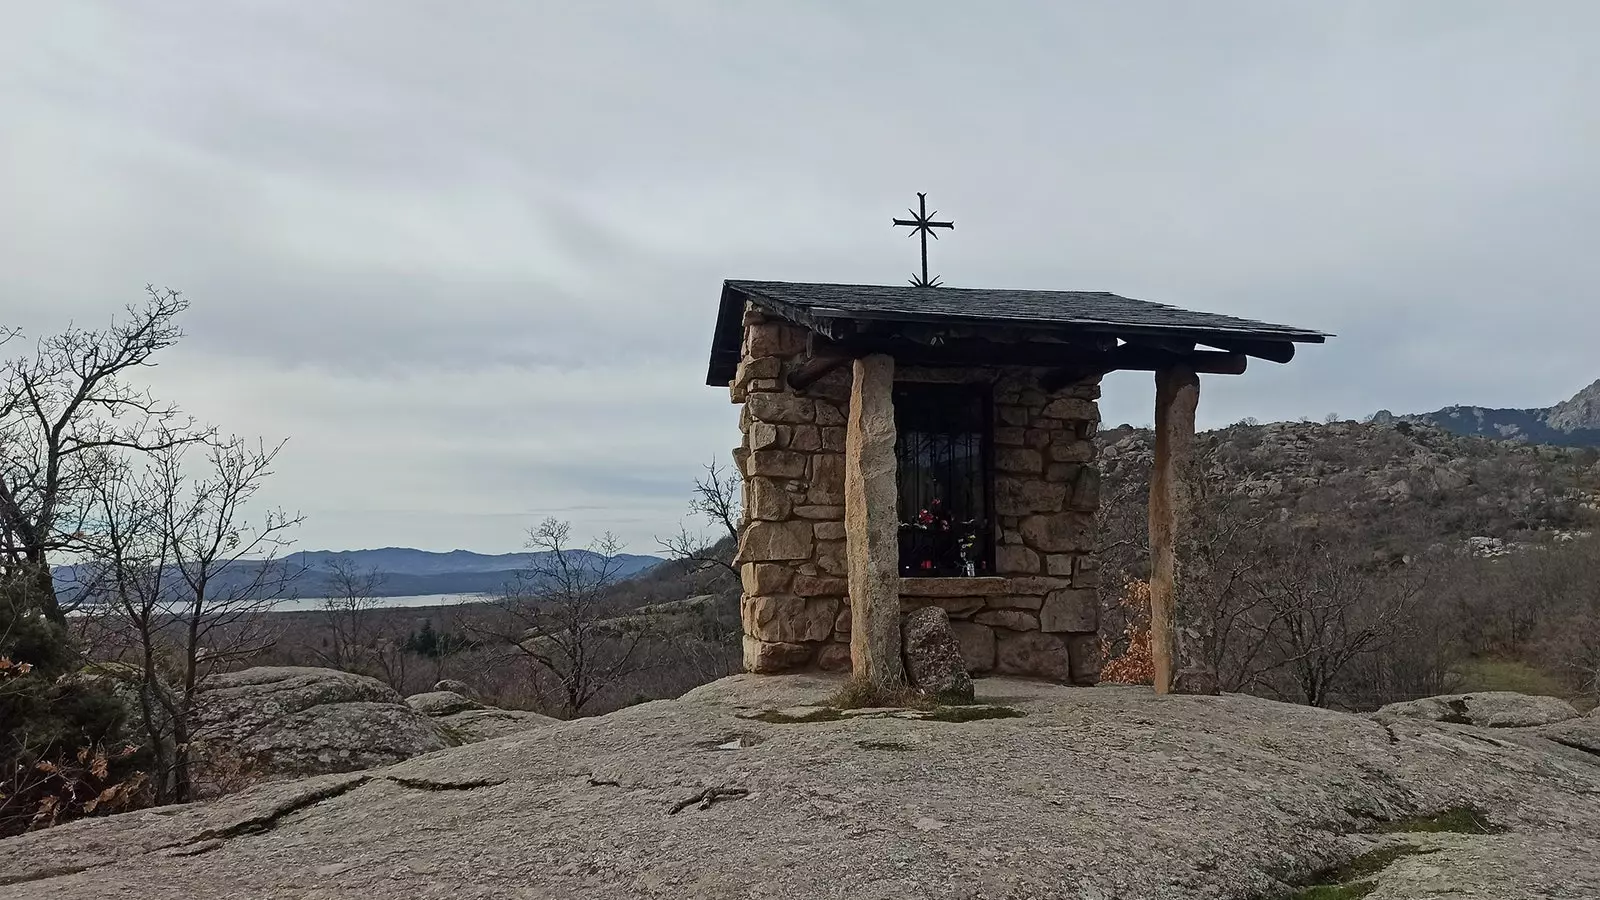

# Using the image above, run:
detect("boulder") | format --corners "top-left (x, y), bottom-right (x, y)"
top-left (1375, 691), bottom-right (1581, 728)
top-left (193, 667), bottom-right (449, 778)
top-left (405, 689), bottom-right (557, 743)
top-left (405, 690), bottom-right (484, 717)
top-left (900, 607), bottom-right (975, 703)
top-left (433, 679), bottom-right (473, 695)
top-left (435, 708), bottom-right (560, 742)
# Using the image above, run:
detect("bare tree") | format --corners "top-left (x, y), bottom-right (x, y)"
top-left (313, 559), bottom-right (386, 674)
top-left (0, 288), bottom-right (207, 623)
top-left (657, 460), bottom-right (741, 578)
top-left (481, 518), bottom-right (648, 717)
top-left (1232, 530), bottom-right (1435, 707)
top-left (87, 437), bottom-right (301, 802)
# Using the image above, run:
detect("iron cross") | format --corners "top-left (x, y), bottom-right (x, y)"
top-left (893, 192), bottom-right (954, 287)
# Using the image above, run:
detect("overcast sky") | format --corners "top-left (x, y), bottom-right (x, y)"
top-left (3, 2), bottom-right (1597, 555)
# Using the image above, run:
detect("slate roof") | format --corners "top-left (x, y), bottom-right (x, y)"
top-left (707, 280), bottom-right (1329, 385)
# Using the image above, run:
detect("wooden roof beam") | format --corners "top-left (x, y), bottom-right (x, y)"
top-left (1197, 337), bottom-right (1296, 364)
top-left (1039, 348), bottom-right (1246, 392)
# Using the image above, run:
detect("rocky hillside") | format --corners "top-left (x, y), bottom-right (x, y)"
top-left (1373, 378), bottom-right (1600, 447)
top-left (1099, 418), bottom-right (1600, 545)
top-left (4, 674), bottom-right (1597, 898)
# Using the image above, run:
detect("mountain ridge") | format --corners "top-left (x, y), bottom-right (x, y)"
top-left (55, 546), bottom-right (663, 602)
top-left (1375, 378), bottom-right (1600, 447)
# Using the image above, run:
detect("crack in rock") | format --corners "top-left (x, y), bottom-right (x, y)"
top-left (385, 775), bottom-right (505, 792)
top-left (0, 863), bottom-right (95, 887)
top-left (1548, 736), bottom-right (1600, 761)
top-left (183, 775), bottom-right (372, 845)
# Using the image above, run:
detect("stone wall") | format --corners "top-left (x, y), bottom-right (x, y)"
top-left (730, 304), bottom-right (1102, 685)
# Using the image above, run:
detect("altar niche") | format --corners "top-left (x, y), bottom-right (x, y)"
top-left (706, 279), bottom-right (1327, 693)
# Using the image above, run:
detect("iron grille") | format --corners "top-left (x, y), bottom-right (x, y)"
top-left (894, 382), bottom-right (993, 577)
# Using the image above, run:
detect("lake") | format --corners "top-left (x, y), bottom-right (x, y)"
top-left (272, 593), bottom-right (492, 612)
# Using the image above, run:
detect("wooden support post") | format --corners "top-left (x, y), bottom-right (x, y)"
top-left (1149, 365), bottom-right (1218, 695)
top-left (845, 353), bottom-right (905, 690)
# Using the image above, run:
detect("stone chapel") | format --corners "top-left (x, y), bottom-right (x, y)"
top-left (705, 278), bottom-right (1326, 694)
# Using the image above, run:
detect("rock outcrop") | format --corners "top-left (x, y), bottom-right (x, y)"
top-left (1376, 691), bottom-right (1581, 728)
top-left (404, 690), bottom-right (484, 718)
top-left (1544, 378), bottom-right (1600, 434)
top-left (193, 667), bottom-right (449, 778)
top-left (6, 674), bottom-right (1598, 898)
top-left (405, 689), bottom-right (557, 742)
top-left (899, 606), bottom-right (974, 703)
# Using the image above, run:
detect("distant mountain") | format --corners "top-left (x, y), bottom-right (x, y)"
top-left (1373, 379), bottom-right (1600, 448)
top-left (54, 547), bottom-right (662, 603)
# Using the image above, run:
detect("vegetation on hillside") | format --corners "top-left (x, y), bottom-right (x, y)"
top-left (1096, 419), bottom-right (1600, 707)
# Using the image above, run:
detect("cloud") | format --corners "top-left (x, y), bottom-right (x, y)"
top-left (3, 1), bottom-right (1597, 552)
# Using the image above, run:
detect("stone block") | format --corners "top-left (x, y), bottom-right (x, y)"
top-left (995, 631), bottom-right (1070, 681)
top-left (816, 642), bottom-right (852, 672)
top-left (1023, 428), bottom-right (1052, 450)
top-left (746, 392), bottom-right (815, 425)
top-left (995, 448), bottom-right (1042, 474)
top-left (1008, 576), bottom-right (1074, 595)
top-left (743, 595), bottom-right (838, 643)
top-left (1020, 512), bottom-right (1094, 553)
top-left (898, 576), bottom-right (1008, 597)
top-left (974, 609), bottom-right (1040, 631)
top-left (808, 368), bottom-right (852, 405)
top-left (997, 406), bottom-right (1030, 426)
top-left (985, 593), bottom-right (1045, 611)
top-left (1045, 463), bottom-right (1078, 483)
top-left (789, 425), bottom-right (822, 451)
top-left (735, 355), bottom-right (781, 387)
top-left (814, 521), bottom-right (846, 541)
top-left (749, 422), bottom-right (783, 451)
top-left (820, 426), bottom-right (845, 452)
top-left (741, 563), bottom-right (792, 595)
top-left (808, 453), bottom-right (846, 504)
top-left (1065, 633), bottom-right (1102, 686)
top-left (745, 322), bottom-right (807, 358)
top-left (1073, 555), bottom-right (1101, 589)
top-left (995, 478), bottom-right (1066, 516)
top-left (814, 539), bottom-right (847, 575)
top-left (995, 544), bottom-right (1040, 575)
top-left (1040, 589), bottom-right (1098, 633)
top-left (815, 402), bottom-right (845, 426)
top-left (994, 426), bottom-right (1025, 446)
top-left (905, 594), bottom-right (985, 619)
top-left (793, 574), bottom-right (847, 597)
top-left (949, 621), bottom-right (996, 673)
top-left (795, 503), bottom-right (846, 520)
top-left (1070, 468), bottom-right (1101, 511)
top-left (1045, 554), bottom-right (1076, 577)
top-left (748, 477), bottom-right (793, 521)
top-left (749, 450), bottom-right (808, 479)
top-left (743, 636), bottom-right (815, 673)
top-left (1042, 397), bottom-right (1098, 421)
top-left (739, 520), bottom-right (814, 562)
top-left (1048, 441), bottom-right (1094, 463)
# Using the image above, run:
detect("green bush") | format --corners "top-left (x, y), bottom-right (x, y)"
top-left (0, 576), bottom-right (150, 836)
